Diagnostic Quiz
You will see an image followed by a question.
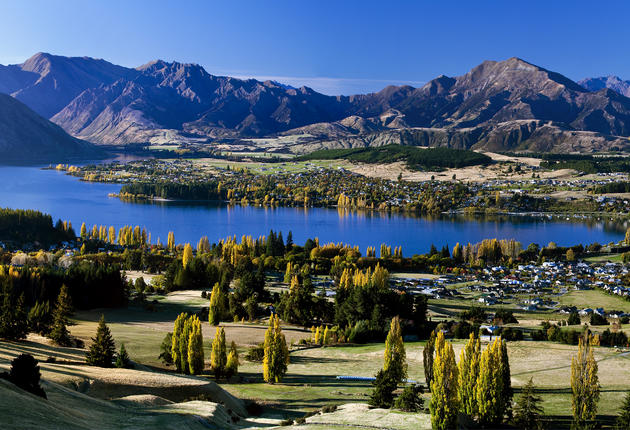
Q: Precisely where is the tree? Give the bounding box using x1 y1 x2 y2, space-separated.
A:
208 283 225 326
369 369 398 408
430 331 459 430
179 317 192 374
571 333 600 428
226 341 239 379
423 330 436 388
211 326 227 379
0 285 28 341
566 248 576 261
616 392 630 430
85 315 116 367
167 231 175 251
80 222 87 239
512 378 545 430
171 313 186 372
115 343 132 369
182 243 193 268
568 311 581 326
187 316 204 375
383 316 407 384
393 384 424 412
476 337 510 426
159 332 173 365
48 286 73 346
458 333 480 418
7 353 46 399
263 314 289 383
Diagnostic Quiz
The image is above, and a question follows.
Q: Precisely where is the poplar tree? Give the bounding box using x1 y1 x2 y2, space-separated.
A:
85 315 116 367
211 326 227 379
476 337 511 426
571 333 600 427
458 333 481 418
383 316 407 384
182 243 193 268
500 338 513 418
226 341 239 378
263 314 289 383
80 222 87 239
179 317 192 374
171 313 186 372
167 231 175 251
208 283 225 326
430 331 459 430
187 316 204 375
423 330 436 388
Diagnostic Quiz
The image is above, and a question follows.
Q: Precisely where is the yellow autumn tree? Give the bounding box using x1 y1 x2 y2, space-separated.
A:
187 316 204 375
458 333 481 418
571 333 600 426
383 316 407 384
211 326 227 379
263 314 289 383
182 243 193 268
430 331 459 430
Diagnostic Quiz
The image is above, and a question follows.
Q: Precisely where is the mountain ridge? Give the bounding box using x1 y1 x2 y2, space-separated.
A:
4 53 630 152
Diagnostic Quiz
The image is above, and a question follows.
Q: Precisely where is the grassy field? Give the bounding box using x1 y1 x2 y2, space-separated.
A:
191 158 352 175
558 289 630 313
584 253 624 263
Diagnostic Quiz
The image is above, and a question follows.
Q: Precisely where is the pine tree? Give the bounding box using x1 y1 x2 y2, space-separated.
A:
571 333 600 427
211 326 227 379
512 378 544 430
85 315 116 367
616 392 630 430
226 341 239 378
499 338 513 418
430 331 459 430
208 283 225 326
115 343 132 369
458 333 481 418
383 316 407 384
369 368 398 408
48 286 73 346
187 316 204 375
423 330 436 388
0 284 28 341
182 243 193 268
263 314 289 383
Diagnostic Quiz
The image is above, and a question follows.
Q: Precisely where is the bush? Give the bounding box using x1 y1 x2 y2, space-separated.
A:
393 384 424 412
590 313 608 326
500 327 523 341
5 354 46 399
115 343 133 369
245 344 265 362
321 404 338 413
158 333 173 365
369 369 398 408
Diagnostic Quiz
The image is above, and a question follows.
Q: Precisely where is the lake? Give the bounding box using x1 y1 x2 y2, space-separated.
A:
0 165 626 255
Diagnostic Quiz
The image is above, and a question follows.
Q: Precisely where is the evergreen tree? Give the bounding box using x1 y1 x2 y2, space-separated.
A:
28 301 53 335
512 378 545 430
0 284 28 341
8 353 46 399
568 311 581 326
211 326 227 379
430 331 459 430
48 286 73 346
85 315 116 367
263 314 289 383
115 343 132 369
187 316 204 375
500 338 513 418
616 392 630 430
458 333 481 418
208 283 225 326
383 316 407 384
571 333 600 428
369 368 398 408
423 330 436 388
226 341 239 378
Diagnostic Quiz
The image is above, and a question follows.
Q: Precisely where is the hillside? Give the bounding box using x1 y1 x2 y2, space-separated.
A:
579 75 630 98
0 93 104 163
4 54 630 152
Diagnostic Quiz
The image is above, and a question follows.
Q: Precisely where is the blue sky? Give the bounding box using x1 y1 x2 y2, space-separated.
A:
1 1 628 95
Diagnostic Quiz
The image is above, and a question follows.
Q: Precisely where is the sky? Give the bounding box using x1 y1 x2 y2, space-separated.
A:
1 1 629 95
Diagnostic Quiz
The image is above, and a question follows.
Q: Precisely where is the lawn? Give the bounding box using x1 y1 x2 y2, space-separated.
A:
558 289 630 313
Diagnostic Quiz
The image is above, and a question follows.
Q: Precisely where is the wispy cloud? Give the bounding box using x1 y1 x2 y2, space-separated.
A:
221 73 425 96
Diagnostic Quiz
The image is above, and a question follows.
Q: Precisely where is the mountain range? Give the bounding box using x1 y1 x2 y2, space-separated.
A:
3 53 630 154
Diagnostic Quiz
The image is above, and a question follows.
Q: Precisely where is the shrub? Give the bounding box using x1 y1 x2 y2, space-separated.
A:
115 343 132 369
245 344 265 362
158 333 173 365
500 327 523 341
369 369 398 408
5 354 46 399
394 384 424 412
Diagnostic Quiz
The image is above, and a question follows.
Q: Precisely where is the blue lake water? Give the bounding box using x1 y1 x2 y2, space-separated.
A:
0 165 626 255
